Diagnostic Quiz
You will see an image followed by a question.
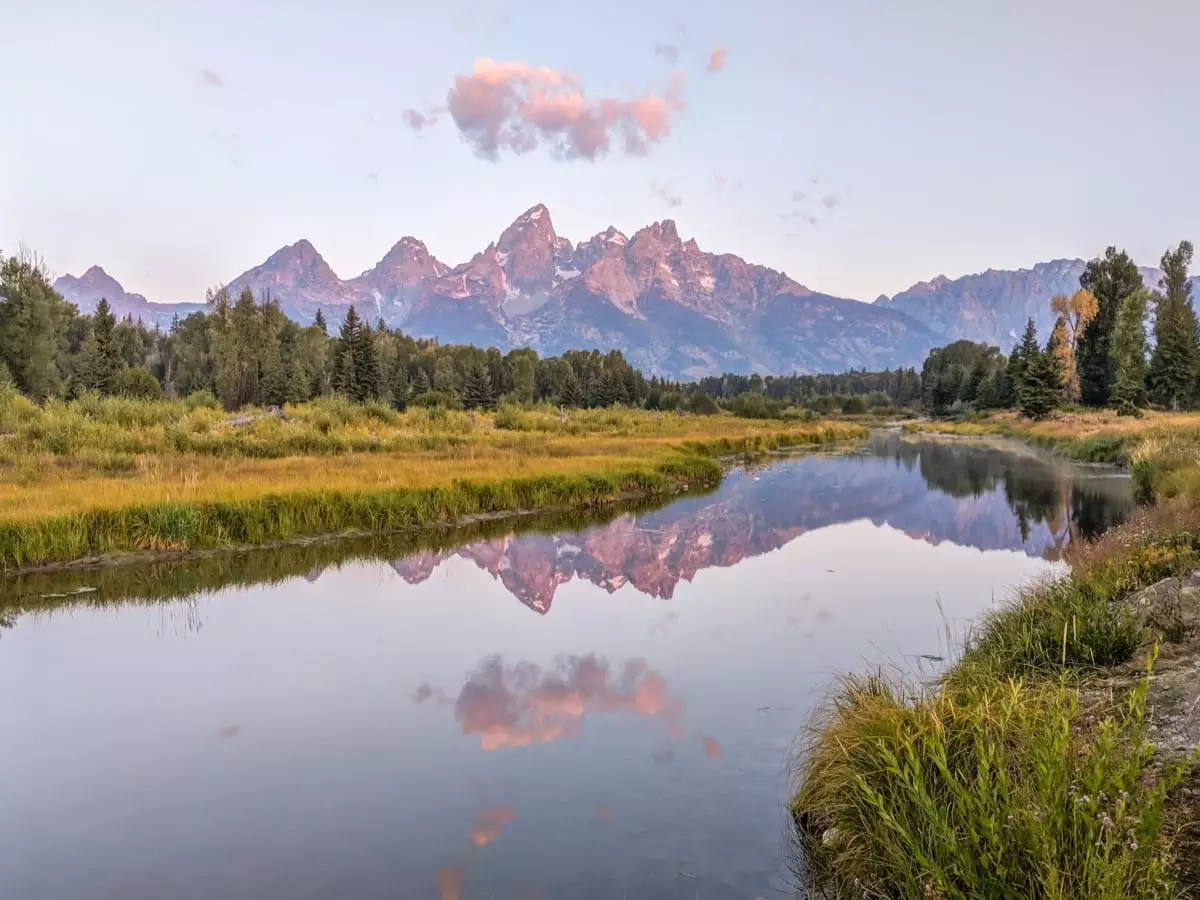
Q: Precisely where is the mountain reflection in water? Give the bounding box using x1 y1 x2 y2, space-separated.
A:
386 434 1132 615
2 434 1132 618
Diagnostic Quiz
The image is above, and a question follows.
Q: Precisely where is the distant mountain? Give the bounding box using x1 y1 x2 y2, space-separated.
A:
53 207 1198 376
53 205 938 378
876 260 1200 351
52 266 204 326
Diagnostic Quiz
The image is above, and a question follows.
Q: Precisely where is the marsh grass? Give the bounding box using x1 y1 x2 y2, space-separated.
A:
0 393 865 569
793 657 1194 900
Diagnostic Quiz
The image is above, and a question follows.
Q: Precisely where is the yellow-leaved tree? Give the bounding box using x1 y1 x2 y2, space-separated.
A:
1049 288 1099 402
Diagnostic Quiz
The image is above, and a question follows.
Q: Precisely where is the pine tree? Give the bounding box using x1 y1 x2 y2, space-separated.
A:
412 368 431 397
1008 318 1039 399
333 307 362 398
462 361 494 410
1076 247 1143 406
560 369 584 407
1147 241 1197 410
1111 288 1149 415
0 250 74 400
78 297 124 394
1015 320 1057 418
313 308 327 335
352 321 382 402
389 361 409 410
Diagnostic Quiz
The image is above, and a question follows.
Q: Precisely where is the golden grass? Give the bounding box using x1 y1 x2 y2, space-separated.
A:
0 394 866 566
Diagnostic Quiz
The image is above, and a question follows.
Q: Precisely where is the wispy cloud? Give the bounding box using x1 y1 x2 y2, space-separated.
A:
792 190 808 203
713 174 743 190
199 68 224 88
650 181 683 207
707 48 727 73
654 42 680 63
701 735 723 759
821 192 843 209
470 805 515 846
444 58 686 160
402 108 441 132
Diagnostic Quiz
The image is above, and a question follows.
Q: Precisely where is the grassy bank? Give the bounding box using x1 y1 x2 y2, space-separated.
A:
794 411 1200 899
0 392 864 570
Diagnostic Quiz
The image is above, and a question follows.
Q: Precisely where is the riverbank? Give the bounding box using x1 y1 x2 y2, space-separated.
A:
793 411 1200 898
0 393 864 571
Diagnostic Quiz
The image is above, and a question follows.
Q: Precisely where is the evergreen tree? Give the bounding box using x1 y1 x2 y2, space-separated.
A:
1076 247 1143 406
313 309 327 335
77 298 124 394
1016 320 1058 418
560 369 584 407
1111 288 1149 415
1147 241 1197 410
1008 318 1040 399
462 361 494 410
411 368 432 397
389 360 409 410
352 321 382 402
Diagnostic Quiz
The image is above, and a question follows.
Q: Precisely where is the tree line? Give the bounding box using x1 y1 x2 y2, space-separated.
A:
0 247 928 415
920 241 1195 418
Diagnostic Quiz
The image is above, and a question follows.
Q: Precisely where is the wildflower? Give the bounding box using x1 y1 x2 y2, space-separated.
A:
1102 815 1113 828
1130 841 1139 851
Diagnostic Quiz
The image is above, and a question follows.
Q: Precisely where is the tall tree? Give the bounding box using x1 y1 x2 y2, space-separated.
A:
1076 247 1142 406
433 355 457 394
560 369 584 407
1016 320 1058 419
0 250 75 400
352 320 383 402
313 308 327 335
1046 317 1072 403
1050 289 1098 403
411 368 432 397
511 354 535 405
461 361 495 410
77 298 124 394
1111 288 1149 415
1147 241 1197 410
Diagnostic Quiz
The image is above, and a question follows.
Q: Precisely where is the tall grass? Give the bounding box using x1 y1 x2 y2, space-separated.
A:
0 393 866 569
794 411 1200 898
794 660 1192 899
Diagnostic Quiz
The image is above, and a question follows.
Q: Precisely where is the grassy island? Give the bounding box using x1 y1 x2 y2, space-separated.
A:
794 410 1200 899
0 390 863 571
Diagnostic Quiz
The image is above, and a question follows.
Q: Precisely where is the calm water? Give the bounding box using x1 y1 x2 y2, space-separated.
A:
0 435 1132 900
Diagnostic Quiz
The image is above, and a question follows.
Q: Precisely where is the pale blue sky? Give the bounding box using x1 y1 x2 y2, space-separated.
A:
2 0 1195 302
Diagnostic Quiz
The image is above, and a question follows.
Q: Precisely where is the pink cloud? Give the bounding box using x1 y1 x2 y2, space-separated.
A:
454 654 684 750
701 735 723 759
446 57 686 160
199 68 224 88
706 48 727 74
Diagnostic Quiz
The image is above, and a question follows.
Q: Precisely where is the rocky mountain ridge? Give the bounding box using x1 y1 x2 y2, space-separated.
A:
52 205 1196 377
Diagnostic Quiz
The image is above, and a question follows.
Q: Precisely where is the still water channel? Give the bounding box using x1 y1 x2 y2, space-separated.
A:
0 434 1133 899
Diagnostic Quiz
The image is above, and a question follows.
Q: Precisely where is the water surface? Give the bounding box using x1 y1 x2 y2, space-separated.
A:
0 435 1133 899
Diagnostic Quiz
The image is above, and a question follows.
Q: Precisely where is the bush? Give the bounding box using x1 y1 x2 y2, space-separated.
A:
110 367 163 400
686 393 720 415
183 389 221 411
412 390 461 410
840 395 868 415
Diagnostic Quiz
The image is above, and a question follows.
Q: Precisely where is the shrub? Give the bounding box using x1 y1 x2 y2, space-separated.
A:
183 389 221 411
110 367 163 400
686 393 720 415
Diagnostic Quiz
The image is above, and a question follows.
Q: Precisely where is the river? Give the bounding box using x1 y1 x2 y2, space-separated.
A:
0 433 1133 900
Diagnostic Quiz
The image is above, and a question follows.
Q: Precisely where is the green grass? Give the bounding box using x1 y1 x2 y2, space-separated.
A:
0 455 722 570
793 661 1190 900
794 414 1200 898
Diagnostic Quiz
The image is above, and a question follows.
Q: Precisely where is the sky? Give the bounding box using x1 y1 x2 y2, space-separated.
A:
2 0 1197 303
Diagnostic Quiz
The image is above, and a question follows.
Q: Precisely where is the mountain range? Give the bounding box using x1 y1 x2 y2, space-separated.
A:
52 205 1197 379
